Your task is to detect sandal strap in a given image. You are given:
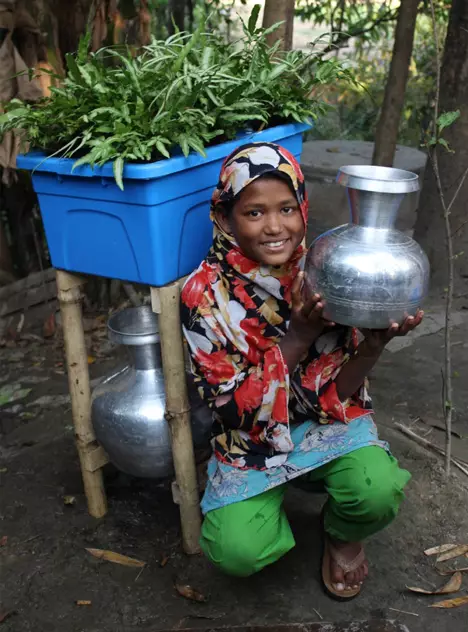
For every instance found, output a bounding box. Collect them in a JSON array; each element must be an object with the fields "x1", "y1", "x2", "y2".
[{"x1": 328, "y1": 542, "x2": 366, "y2": 574}]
